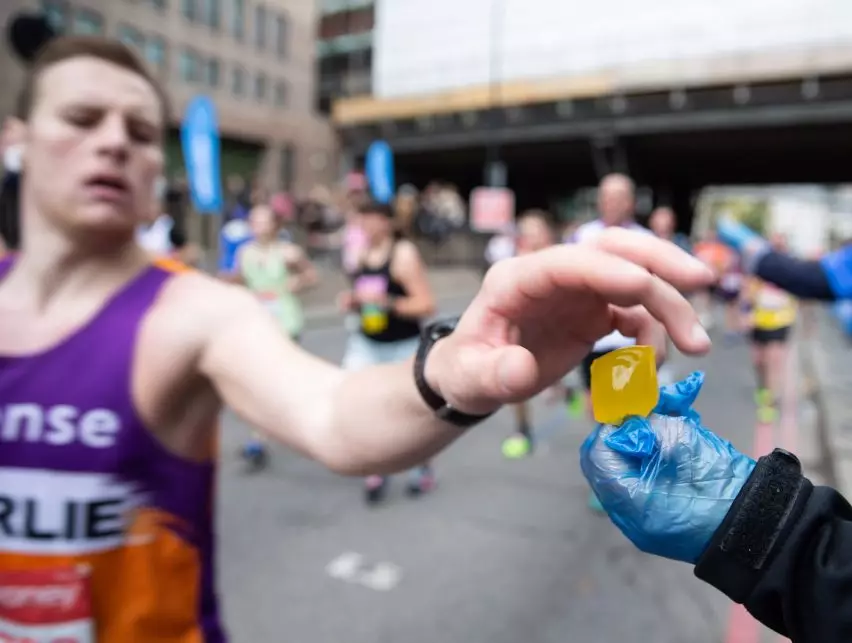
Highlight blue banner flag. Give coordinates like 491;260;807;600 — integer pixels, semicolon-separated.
365;140;395;204
181;96;223;214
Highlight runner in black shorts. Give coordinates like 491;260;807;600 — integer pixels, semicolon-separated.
750;326;790;345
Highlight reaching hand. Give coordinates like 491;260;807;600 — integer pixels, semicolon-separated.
423;228;716;415
717;216;769;267
580;372;756;563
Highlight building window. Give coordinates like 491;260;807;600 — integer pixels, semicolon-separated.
273;14;288;59
201;0;220;29
254;73;267;101
145;36;167;72
117;24;145;51
230;0;244;40
274;80;288;107
254;5;266;49
179;49;200;82
72;8;104;35
204;58;220;87
231;67;245;96
41;0;68;30
181;0;196;21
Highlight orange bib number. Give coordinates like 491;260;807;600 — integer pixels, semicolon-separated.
0;568;94;643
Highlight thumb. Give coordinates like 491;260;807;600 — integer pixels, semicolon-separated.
475;344;539;405
603;416;659;458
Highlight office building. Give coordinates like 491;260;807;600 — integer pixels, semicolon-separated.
315;0;373;115
0;0;338;197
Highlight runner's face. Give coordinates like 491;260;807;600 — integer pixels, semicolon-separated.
517;218;552;253
22;57;164;238
598;182;634;226
360;212;392;243
249;207;277;239
650;209;674;237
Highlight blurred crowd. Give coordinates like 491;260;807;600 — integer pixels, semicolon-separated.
210;174;468;264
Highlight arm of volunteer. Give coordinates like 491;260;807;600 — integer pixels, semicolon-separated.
389;240;436;319
819;245;852;300
695;450;852;642
198;287;465;475
751;250;836;301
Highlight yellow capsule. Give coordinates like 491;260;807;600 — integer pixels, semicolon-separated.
590;346;659;425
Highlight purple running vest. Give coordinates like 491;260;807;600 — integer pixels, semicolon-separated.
0;256;225;643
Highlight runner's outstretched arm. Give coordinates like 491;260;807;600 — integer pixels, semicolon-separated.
197;229;715;476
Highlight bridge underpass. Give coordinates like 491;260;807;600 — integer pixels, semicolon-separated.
339;75;852;232
383;120;852;233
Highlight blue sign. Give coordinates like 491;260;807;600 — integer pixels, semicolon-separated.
218;218;253;274
181;96;223;214
365;140;395;204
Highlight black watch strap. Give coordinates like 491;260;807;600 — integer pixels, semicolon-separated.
414;318;494;429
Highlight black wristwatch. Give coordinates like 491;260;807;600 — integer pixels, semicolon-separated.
414;318;495;429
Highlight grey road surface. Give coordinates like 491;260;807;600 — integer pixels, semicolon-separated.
215;307;767;643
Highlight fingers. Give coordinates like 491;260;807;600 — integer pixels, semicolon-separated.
530;245;711;355
484;344;540;404
609;306;668;363
591;228;716;291
443;341;542;413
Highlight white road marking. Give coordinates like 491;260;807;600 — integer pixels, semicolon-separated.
325;552;403;591
325;552;363;581
358;562;402;592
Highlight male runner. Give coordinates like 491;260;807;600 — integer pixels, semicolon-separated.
568;173;651;510
0;36;713;642
569;174;651;412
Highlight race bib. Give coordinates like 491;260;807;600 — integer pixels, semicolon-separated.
354;276;389;335
360;304;388;335
756;287;790;311
0;567;94;643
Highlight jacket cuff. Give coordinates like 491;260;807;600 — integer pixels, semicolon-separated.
694;449;809;603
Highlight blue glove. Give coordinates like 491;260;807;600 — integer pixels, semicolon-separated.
822;245;852;300
580;372;756;564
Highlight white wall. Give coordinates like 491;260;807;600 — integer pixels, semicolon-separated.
373;0;852;99
770;196;830;257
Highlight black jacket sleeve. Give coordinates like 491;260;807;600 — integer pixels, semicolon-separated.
753;250;836;301
695;449;852;642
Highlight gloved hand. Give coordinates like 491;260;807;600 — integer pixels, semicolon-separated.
716;216;769;272
580;372;756;564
